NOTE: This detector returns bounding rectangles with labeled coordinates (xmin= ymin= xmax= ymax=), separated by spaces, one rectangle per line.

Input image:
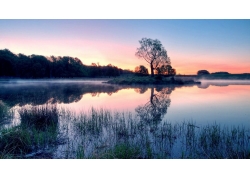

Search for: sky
xmin=1 ymin=19 xmax=250 ymax=74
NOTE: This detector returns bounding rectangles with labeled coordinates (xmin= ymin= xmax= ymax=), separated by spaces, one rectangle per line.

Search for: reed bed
xmin=64 ymin=108 xmax=250 ymax=159
xmin=0 ymin=105 xmax=60 ymax=158
xmin=0 ymin=101 xmax=13 ymax=126
xmin=18 ymin=105 xmax=58 ymax=130
xmin=0 ymin=106 xmax=249 ymax=159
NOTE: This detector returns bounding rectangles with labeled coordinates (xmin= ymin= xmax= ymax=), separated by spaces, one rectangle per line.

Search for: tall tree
xmin=135 ymin=38 xmax=170 ymax=77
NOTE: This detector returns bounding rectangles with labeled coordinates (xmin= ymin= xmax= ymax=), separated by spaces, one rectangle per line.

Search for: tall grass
xmin=0 ymin=105 xmax=60 ymax=158
xmin=0 ymin=101 xmax=13 ymax=126
xmin=67 ymin=109 xmax=250 ymax=159
xmin=18 ymin=105 xmax=58 ymax=130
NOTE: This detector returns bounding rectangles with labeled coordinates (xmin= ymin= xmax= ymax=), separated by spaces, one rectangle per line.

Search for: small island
xmin=106 ymin=38 xmax=200 ymax=85
xmin=106 ymin=75 xmax=201 ymax=85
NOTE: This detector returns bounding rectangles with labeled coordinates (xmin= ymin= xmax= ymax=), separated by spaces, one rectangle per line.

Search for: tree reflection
xmin=134 ymin=87 xmax=148 ymax=94
xmin=0 ymin=83 xmax=122 ymax=107
xmin=135 ymin=86 xmax=173 ymax=126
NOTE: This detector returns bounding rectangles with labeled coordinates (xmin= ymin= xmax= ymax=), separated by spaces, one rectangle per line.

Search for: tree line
xmin=1 ymin=37 xmax=177 ymax=78
xmin=0 ymin=49 xmax=127 ymax=78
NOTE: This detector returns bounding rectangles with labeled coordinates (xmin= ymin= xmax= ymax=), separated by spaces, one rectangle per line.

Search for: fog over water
xmin=1 ymin=79 xmax=250 ymax=127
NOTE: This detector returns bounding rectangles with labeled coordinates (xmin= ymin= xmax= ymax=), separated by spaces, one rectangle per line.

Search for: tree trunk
xmin=150 ymin=63 xmax=154 ymax=77
xmin=150 ymin=87 xmax=154 ymax=105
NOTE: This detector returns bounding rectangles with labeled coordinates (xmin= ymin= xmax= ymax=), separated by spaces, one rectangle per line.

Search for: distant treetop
xmin=211 ymin=72 xmax=230 ymax=75
xmin=197 ymin=70 xmax=210 ymax=76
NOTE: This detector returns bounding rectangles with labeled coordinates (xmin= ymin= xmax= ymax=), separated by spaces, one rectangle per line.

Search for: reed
xmin=1 ymin=106 xmax=249 ymax=159
xmin=18 ymin=105 xmax=58 ymax=130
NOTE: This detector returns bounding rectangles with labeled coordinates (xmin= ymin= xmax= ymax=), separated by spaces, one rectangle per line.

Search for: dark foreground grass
xmin=0 ymin=125 xmax=59 ymax=158
xmin=0 ymin=105 xmax=60 ymax=158
xmin=18 ymin=105 xmax=58 ymax=130
xmin=1 ymin=106 xmax=249 ymax=159
xmin=0 ymin=101 xmax=13 ymax=125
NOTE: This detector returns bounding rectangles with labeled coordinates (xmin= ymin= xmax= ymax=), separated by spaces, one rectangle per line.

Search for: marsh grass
xmin=91 ymin=143 xmax=141 ymax=159
xmin=1 ymin=106 xmax=249 ymax=159
xmin=0 ymin=126 xmax=32 ymax=158
xmin=0 ymin=101 xmax=13 ymax=126
xmin=18 ymin=105 xmax=58 ymax=130
xmin=0 ymin=125 xmax=60 ymax=158
xmin=67 ymin=109 xmax=250 ymax=159
xmin=0 ymin=105 xmax=60 ymax=158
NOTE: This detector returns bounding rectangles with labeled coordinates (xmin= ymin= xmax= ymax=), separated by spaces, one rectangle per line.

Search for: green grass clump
xmin=0 ymin=126 xmax=32 ymax=158
xmin=0 ymin=105 xmax=61 ymax=158
xmin=0 ymin=101 xmax=13 ymax=125
xmin=0 ymin=125 xmax=59 ymax=158
xmin=91 ymin=143 xmax=141 ymax=159
xmin=19 ymin=105 xmax=58 ymax=130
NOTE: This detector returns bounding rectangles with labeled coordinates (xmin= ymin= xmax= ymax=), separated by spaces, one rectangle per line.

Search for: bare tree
xmin=135 ymin=38 xmax=170 ymax=77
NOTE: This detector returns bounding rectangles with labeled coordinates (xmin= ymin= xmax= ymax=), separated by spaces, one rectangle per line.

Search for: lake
xmin=1 ymin=79 xmax=250 ymax=158
xmin=1 ymin=79 xmax=250 ymax=127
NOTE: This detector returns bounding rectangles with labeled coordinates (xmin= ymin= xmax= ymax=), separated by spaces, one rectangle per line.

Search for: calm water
xmin=1 ymin=79 xmax=250 ymax=127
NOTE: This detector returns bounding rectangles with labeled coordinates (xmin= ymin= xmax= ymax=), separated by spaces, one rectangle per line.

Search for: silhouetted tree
xmin=211 ymin=72 xmax=229 ymax=75
xmin=0 ymin=49 xmax=16 ymax=77
xmin=135 ymin=38 xmax=170 ymax=77
xmin=0 ymin=49 xmax=122 ymax=78
xmin=135 ymin=65 xmax=149 ymax=76
xmin=155 ymin=64 xmax=176 ymax=76
xmin=197 ymin=70 xmax=210 ymax=76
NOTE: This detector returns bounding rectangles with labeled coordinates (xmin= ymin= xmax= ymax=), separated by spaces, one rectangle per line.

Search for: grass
xmin=106 ymin=75 xmax=200 ymax=85
xmin=0 ymin=125 xmax=59 ymax=158
xmin=0 ymin=106 xmax=249 ymax=159
xmin=18 ymin=105 xmax=58 ymax=130
xmin=0 ymin=105 xmax=60 ymax=158
xmin=0 ymin=101 xmax=13 ymax=125
xmin=68 ymin=108 xmax=250 ymax=159
xmin=98 ymin=143 xmax=140 ymax=159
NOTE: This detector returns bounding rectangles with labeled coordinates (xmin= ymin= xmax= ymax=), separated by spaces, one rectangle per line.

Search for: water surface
xmin=1 ymin=79 xmax=250 ymax=127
